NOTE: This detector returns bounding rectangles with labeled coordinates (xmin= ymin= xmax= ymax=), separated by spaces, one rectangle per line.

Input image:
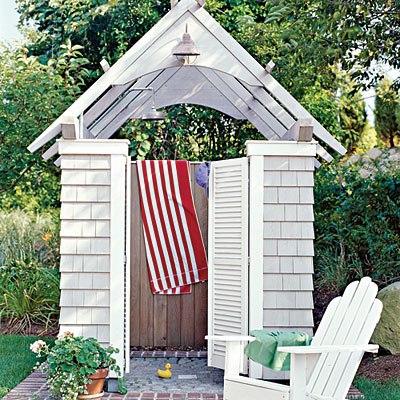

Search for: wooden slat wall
xmin=130 ymin=163 xmax=208 ymax=348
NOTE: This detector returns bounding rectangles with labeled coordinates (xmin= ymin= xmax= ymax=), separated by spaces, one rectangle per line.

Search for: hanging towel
xmin=244 ymin=330 xmax=311 ymax=371
xmin=137 ymin=160 xmax=208 ymax=295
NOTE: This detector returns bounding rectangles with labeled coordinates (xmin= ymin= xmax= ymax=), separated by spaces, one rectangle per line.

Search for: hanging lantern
xmin=172 ymin=24 xmax=200 ymax=64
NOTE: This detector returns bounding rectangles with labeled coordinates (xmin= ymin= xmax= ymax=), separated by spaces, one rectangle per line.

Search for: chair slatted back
xmin=307 ymin=277 xmax=382 ymax=399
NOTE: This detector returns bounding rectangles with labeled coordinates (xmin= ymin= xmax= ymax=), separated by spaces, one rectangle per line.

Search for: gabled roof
xmin=28 ymin=0 xmax=346 ymax=162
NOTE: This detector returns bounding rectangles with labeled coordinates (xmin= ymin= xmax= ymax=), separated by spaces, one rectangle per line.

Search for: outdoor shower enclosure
xmin=56 ymin=139 xmax=317 ymax=381
xmin=27 ymin=0 xmax=346 ymax=379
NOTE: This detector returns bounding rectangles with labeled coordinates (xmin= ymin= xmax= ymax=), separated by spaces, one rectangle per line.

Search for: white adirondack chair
xmin=206 ymin=277 xmax=382 ymax=400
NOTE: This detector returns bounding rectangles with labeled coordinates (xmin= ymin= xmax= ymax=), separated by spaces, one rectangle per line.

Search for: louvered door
xmin=207 ymin=158 xmax=249 ymax=369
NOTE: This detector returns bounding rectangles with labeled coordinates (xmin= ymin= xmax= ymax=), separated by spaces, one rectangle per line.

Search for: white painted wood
xmin=290 ymin=353 xmax=307 ymax=400
xmin=248 ymin=155 xmax=264 ymax=379
xmin=191 ymin=6 xmax=346 ymax=155
xmin=95 ymin=69 xmax=180 ymax=138
xmin=278 ymin=344 xmax=379 ymax=354
xmin=241 ymin=82 xmax=295 ymax=129
xmin=100 ymin=59 xmax=111 ymax=72
xmin=213 ymin=70 xmax=287 ymax=137
xmin=213 ymin=278 xmax=382 ymax=400
xmin=58 ymin=139 xmax=130 ymax=156
xmin=247 ymin=140 xmax=317 ymax=157
xmin=124 ymin=157 xmax=131 ymax=373
xmin=198 ymin=68 xmax=276 ymax=139
xmin=28 ymin=0 xmax=345 ymax=163
xmin=208 ymin=158 xmax=249 ymax=370
xmin=109 ymin=153 xmax=128 ymax=375
xmin=43 ymin=142 xmax=59 ymax=160
xmin=224 ymin=377 xmax=289 ymax=400
xmin=27 ymin=0 xmax=200 ymax=152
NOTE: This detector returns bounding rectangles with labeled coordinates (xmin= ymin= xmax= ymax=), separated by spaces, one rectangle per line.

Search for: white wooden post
xmin=290 ymin=354 xmax=307 ymax=400
xmin=58 ymin=139 xmax=130 ymax=375
xmin=246 ymin=140 xmax=317 ymax=380
xmin=248 ymin=155 xmax=264 ymax=379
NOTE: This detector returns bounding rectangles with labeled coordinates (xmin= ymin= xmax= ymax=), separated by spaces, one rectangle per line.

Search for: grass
xmin=356 ymin=378 xmax=400 ymax=400
xmin=0 ymin=335 xmax=53 ymax=398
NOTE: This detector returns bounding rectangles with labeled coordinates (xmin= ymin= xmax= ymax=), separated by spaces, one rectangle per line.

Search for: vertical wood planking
xmin=130 ymin=162 xmax=208 ymax=348
xmin=154 ymin=294 xmax=168 ymax=346
xmin=139 ymin=222 xmax=154 ymax=347
xmin=167 ymin=295 xmax=182 ymax=346
xmin=180 ymin=165 xmax=197 ymax=346
xmin=130 ymin=164 xmax=141 ymax=345
xmin=193 ymin=164 xmax=209 ymax=348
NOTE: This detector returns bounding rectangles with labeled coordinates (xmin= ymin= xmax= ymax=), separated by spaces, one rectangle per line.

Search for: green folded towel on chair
xmin=244 ymin=330 xmax=311 ymax=371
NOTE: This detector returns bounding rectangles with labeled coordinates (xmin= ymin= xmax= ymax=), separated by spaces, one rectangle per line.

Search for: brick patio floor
xmin=3 ymin=369 xmax=363 ymax=400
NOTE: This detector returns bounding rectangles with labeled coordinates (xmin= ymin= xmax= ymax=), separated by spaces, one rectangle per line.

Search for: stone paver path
xmin=126 ymin=358 xmax=224 ymax=394
xmin=4 ymin=357 xmax=362 ymax=400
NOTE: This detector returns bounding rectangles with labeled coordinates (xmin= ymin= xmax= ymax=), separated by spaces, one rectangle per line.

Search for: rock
xmin=345 ymin=154 xmax=361 ymax=166
xmin=366 ymin=148 xmax=383 ymax=160
xmin=372 ymin=282 xmax=400 ymax=354
xmin=388 ymin=153 xmax=400 ymax=163
xmin=359 ymin=168 xmax=373 ymax=179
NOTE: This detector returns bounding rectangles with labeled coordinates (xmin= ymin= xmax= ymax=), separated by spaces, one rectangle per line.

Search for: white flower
xmin=57 ymin=330 xmax=75 ymax=340
xmin=30 ymin=340 xmax=47 ymax=354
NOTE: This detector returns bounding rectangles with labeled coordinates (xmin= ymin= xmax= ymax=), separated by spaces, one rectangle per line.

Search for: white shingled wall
xmin=57 ymin=140 xmax=129 ymax=373
xmin=59 ymin=154 xmax=112 ymax=345
xmin=263 ymin=153 xmax=315 ymax=379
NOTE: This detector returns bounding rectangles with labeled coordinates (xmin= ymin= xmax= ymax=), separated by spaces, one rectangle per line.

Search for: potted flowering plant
xmin=31 ymin=332 xmax=124 ymax=400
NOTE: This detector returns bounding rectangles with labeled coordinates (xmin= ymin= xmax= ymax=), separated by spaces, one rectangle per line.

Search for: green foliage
xmin=122 ymin=106 xmax=263 ymax=161
xmin=0 ymin=45 xmax=89 ymax=212
xmin=0 ymin=210 xmax=59 ymax=267
xmin=0 ymin=262 xmax=60 ymax=333
xmin=32 ymin=333 xmax=123 ymax=400
xmin=375 ymin=77 xmax=400 ymax=148
xmin=0 ymin=335 xmax=54 ymax=398
xmin=314 ymin=161 xmax=400 ymax=292
xmin=337 ymin=71 xmax=368 ymax=151
xmin=0 ymin=210 xmax=60 ymax=333
xmin=355 ymin=123 xmax=379 ymax=154
xmin=356 ymin=378 xmax=400 ymax=400
xmin=16 ymin=0 xmax=167 ymax=78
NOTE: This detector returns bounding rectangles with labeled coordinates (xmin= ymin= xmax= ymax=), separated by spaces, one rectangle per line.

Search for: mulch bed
xmin=358 ymin=354 xmax=400 ymax=381
xmin=0 ymin=320 xmax=58 ymax=337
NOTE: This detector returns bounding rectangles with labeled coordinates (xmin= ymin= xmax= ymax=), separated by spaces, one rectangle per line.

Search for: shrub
xmin=0 ymin=210 xmax=59 ymax=267
xmin=314 ymin=159 xmax=400 ymax=292
xmin=0 ymin=261 xmax=60 ymax=333
xmin=0 ymin=210 xmax=60 ymax=333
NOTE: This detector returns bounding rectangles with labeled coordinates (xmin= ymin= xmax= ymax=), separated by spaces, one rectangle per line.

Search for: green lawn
xmin=356 ymin=378 xmax=400 ymax=400
xmin=0 ymin=335 xmax=52 ymax=398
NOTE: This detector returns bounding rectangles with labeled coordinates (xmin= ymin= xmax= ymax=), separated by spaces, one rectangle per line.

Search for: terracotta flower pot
xmin=78 ymin=368 xmax=109 ymax=400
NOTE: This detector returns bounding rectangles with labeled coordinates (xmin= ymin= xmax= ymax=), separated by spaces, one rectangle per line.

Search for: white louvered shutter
xmin=207 ymin=158 xmax=249 ymax=370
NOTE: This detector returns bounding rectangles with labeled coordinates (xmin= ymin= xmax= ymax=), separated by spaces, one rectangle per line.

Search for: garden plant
xmin=31 ymin=332 xmax=125 ymax=400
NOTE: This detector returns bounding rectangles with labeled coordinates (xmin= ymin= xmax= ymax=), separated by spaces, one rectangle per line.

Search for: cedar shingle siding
xmin=262 ymin=155 xmax=315 ymax=379
xmin=59 ymin=155 xmax=112 ymax=346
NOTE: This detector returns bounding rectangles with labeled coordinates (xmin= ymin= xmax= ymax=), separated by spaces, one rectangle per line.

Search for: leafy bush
xmin=0 ymin=261 xmax=59 ymax=333
xmin=0 ymin=210 xmax=60 ymax=333
xmin=314 ymin=160 xmax=400 ymax=292
xmin=0 ymin=210 xmax=59 ymax=267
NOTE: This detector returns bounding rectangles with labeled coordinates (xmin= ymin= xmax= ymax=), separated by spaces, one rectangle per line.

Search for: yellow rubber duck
xmin=157 ymin=363 xmax=172 ymax=379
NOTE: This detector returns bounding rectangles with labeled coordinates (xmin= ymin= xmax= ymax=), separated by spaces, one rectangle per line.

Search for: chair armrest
xmin=205 ymin=335 xmax=255 ymax=342
xmin=277 ymin=344 xmax=379 ymax=354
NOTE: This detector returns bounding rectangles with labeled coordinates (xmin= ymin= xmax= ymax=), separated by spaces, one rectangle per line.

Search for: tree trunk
xmin=389 ymin=135 xmax=395 ymax=148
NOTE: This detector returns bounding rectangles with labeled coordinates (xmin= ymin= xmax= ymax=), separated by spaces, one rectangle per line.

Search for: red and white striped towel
xmin=137 ymin=160 xmax=208 ymax=295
